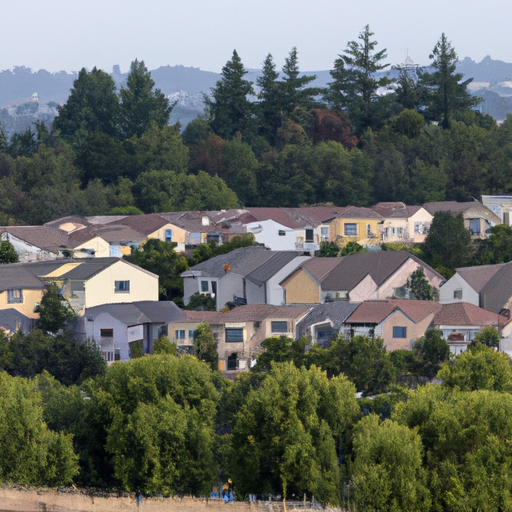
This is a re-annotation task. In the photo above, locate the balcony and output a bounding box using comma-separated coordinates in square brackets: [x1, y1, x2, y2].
[295, 242, 319, 252]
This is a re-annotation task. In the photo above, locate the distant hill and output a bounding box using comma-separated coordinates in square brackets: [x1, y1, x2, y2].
[2, 56, 512, 137]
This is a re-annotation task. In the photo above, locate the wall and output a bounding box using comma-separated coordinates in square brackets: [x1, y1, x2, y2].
[283, 269, 319, 304]
[349, 274, 377, 302]
[73, 236, 110, 258]
[85, 260, 158, 309]
[246, 219, 295, 251]
[0, 487, 312, 512]
[267, 256, 311, 306]
[380, 309, 435, 351]
[0, 288, 43, 319]
[149, 223, 187, 252]
[439, 274, 479, 306]
[329, 218, 382, 247]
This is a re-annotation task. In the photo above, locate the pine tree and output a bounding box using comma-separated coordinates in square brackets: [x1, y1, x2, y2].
[257, 53, 282, 144]
[204, 50, 255, 139]
[419, 34, 480, 129]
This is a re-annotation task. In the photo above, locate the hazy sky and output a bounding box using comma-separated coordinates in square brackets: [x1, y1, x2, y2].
[2, 0, 510, 74]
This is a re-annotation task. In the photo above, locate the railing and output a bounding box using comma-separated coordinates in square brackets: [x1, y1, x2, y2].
[294, 242, 319, 252]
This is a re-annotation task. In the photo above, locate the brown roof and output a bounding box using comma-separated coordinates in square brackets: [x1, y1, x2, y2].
[110, 214, 171, 235]
[346, 299, 440, 324]
[159, 211, 221, 233]
[423, 202, 501, 224]
[371, 203, 424, 218]
[331, 206, 383, 220]
[44, 216, 90, 233]
[434, 302, 509, 327]
[67, 224, 145, 246]
[296, 258, 343, 283]
[1, 226, 70, 254]
[456, 264, 505, 293]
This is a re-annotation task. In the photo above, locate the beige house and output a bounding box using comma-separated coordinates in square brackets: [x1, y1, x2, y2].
[169, 304, 311, 373]
[344, 299, 442, 351]
[0, 258, 158, 318]
[423, 201, 501, 239]
[371, 203, 433, 243]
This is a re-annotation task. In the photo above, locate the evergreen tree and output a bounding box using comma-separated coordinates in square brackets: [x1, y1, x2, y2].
[35, 284, 76, 334]
[119, 59, 173, 139]
[407, 266, 435, 300]
[257, 53, 282, 144]
[419, 34, 480, 129]
[204, 50, 255, 139]
[325, 25, 395, 133]
[0, 240, 19, 263]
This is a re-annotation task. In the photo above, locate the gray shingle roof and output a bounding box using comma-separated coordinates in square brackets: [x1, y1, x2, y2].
[0, 226, 70, 254]
[246, 252, 302, 286]
[85, 301, 185, 325]
[456, 264, 505, 293]
[480, 261, 512, 313]
[0, 308, 34, 334]
[184, 246, 274, 278]
[297, 301, 360, 338]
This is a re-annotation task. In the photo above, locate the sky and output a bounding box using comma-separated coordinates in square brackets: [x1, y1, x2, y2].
[2, 0, 511, 75]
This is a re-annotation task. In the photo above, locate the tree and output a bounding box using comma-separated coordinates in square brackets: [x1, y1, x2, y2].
[407, 266, 435, 300]
[422, 211, 473, 275]
[438, 343, 512, 391]
[193, 322, 218, 371]
[318, 241, 340, 257]
[53, 67, 119, 140]
[205, 50, 255, 139]
[252, 336, 308, 373]
[340, 240, 367, 256]
[0, 240, 19, 263]
[153, 336, 177, 355]
[472, 325, 500, 348]
[257, 53, 282, 144]
[476, 224, 512, 264]
[124, 238, 188, 300]
[119, 59, 173, 139]
[0, 372, 79, 486]
[35, 284, 76, 334]
[413, 329, 450, 378]
[325, 25, 395, 133]
[348, 414, 430, 511]
[419, 34, 480, 129]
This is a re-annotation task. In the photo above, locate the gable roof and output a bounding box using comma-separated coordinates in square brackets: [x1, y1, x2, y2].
[159, 211, 221, 233]
[110, 214, 172, 236]
[423, 202, 501, 224]
[321, 251, 441, 292]
[480, 261, 512, 313]
[0, 264, 46, 291]
[345, 299, 441, 324]
[456, 264, 505, 293]
[297, 301, 360, 338]
[288, 257, 343, 285]
[246, 252, 304, 286]
[183, 246, 274, 278]
[371, 203, 424, 218]
[1, 226, 70, 254]
[0, 308, 34, 334]
[331, 206, 383, 220]
[434, 302, 509, 327]
[85, 301, 185, 325]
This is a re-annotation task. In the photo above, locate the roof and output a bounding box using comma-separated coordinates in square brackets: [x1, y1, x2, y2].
[110, 214, 171, 235]
[69, 224, 145, 245]
[480, 261, 512, 313]
[44, 216, 91, 233]
[178, 304, 311, 324]
[183, 246, 274, 278]
[159, 211, 221, 233]
[371, 203, 424, 218]
[423, 202, 501, 224]
[297, 301, 360, 338]
[0, 309, 33, 334]
[345, 299, 441, 324]
[246, 252, 304, 286]
[1, 226, 70, 254]
[85, 301, 185, 325]
[322, 251, 442, 292]
[331, 206, 383, 220]
[456, 264, 505, 293]
[0, 264, 45, 291]
[434, 302, 509, 327]
[283, 257, 342, 285]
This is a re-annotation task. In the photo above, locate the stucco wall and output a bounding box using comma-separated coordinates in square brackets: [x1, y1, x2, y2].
[73, 237, 111, 258]
[85, 261, 158, 309]
[246, 220, 295, 251]
[0, 288, 43, 319]
[439, 274, 479, 306]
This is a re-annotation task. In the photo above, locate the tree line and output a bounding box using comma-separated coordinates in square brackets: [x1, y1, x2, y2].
[0, 28, 511, 225]
[1, 322, 512, 511]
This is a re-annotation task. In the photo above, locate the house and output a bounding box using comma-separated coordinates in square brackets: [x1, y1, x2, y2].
[432, 302, 509, 354]
[281, 251, 444, 305]
[296, 301, 360, 346]
[439, 264, 504, 307]
[76, 301, 185, 362]
[327, 206, 384, 249]
[168, 304, 311, 373]
[0, 258, 159, 317]
[343, 299, 442, 351]
[181, 246, 276, 310]
[481, 195, 512, 225]
[423, 201, 501, 239]
[160, 211, 224, 248]
[370, 203, 433, 243]
[0, 226, 71, 261]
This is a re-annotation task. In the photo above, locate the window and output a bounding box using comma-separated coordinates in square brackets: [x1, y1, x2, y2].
[226, 328, 244, 342]
[165, 229, 173, 242]
[321, 227, 329, 236]
[114, 349, 121, 361]
[305, 229, 314, 243]
[200, 280, 209, 293]
[7, 289, 23, 304]
[175, 330, 185, 339]
[188, 330, 195, 339]
[393, 326, 407, 338]
[454, 289, 463, 299]
[397, 227, 403, 237]
[271, 321, 288, 333]
[114, 280, 130, 293]
[470, 218, 480, 236]
[344, 223, 357, 236]
[278, 230, 286, 236]
[100, 329, 113, 338]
